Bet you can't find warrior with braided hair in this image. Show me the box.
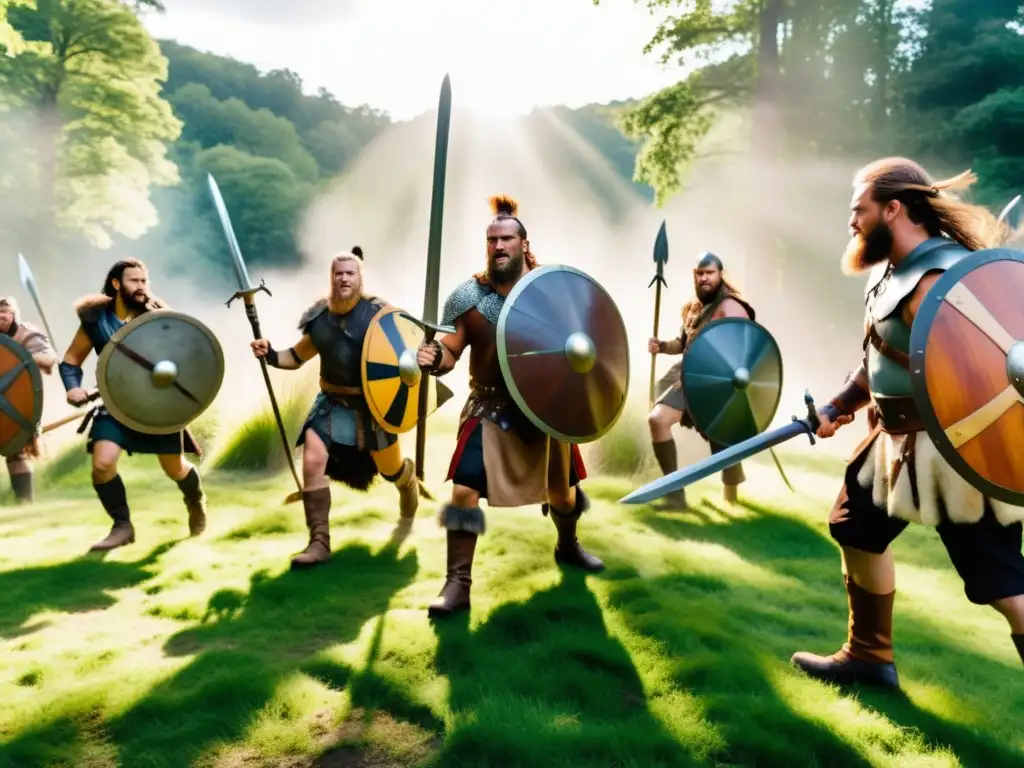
[0,296,56,503]
[791,157,1024,689]
[251,247,421,570]
[415,195,604,619]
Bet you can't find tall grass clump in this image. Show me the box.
[583,400,654,478]
[209,378,316,473]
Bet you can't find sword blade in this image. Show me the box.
[207,174,253,291]
[17,252,58,349]
[998,194,1021,224]
[619,418,813,504]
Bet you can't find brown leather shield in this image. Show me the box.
[496,264,629,443]
[0,333,43,457]
[910,247,1024,505]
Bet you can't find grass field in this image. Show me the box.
[0,410,1022,767]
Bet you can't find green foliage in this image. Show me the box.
[210,381,313,473]
[584,402,654,478]
[0,0,182,251]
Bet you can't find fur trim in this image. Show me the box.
[856,430,1024,526]
[437,503,486,534]
[542,487,591,518]
[298,298,329,331]
[74,294,166,323]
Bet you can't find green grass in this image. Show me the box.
[0,425,1021,767]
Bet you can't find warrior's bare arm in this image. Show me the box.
[252,334,318,370]
[656,337,684,355]
[418,317,467,376]
[712,297,751,320]
[23,332,57,374]
[903,272,942,325]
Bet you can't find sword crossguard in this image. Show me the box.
[225,279,272,308]
[790,390,821,446]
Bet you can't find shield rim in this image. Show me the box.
[682,317,784,447]
[361,304,423,435]
[96,309,225,435]
[496,263,630,444]
[0,334,43,457]
[909,246,1024,506]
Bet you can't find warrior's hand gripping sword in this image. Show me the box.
[619,391,824,504]
[647,221,668,409]
[207,173,304,504]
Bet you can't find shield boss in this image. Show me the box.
[909,247,1024,505]
[682,318,783,446]
[0,334,43,457]
[497,264,629,443]
[96,310,224,435]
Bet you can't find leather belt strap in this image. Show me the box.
[866,325,910,370]
[320,379,362,397]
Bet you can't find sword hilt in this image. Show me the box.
[225,279,272,309]
[790,390,821,446]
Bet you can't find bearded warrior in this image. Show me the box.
[790,158,1024,688]
[415,195,605,619]
[251,247,420,569]
[0,296,56,503]
[58,259,207,551]
[647,251,755,508]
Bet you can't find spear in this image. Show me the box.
[207,174,304,504]
[18,253,58,351]
[412,73,452,495]
[648,221,669,409]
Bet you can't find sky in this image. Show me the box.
[142,0,686,120]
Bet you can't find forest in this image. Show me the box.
[0,0,1021,291]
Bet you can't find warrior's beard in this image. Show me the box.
[329,284,362,313]
[120,286,150,312]
[697,280,723,304]
[488,251,524,285]
[842,221,894,274]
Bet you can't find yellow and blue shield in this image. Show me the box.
[362,306,453,434]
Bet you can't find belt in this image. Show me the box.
[873,395,923,435]
[320,379,362,397]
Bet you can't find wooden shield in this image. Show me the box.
[362,306,452,434]
[910,247,1024,505]
[0,333,43,458]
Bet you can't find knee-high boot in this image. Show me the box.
[90,475,135,551]
[547,488,604,572]
[291,487,331,569]
[175,466,206,536]
[10,471,33,504]
[428,504,484,618]
[791,575,899,689]
[388,458,419,519]
[652,439,687,509]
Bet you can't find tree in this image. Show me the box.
[0,0,181,262]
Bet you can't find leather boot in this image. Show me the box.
[291,487,331,570]
[176,466,206,536]
[791,575,899,689]
[721,459,744,505]
[1013,634,1024,666]
[652,439,687,509]
[429,503,485,617]
[90,475,135,551]
[10,471,33,504]
[428,528,478,618]
[549,488,604,572]
[391,458,419,519]
[723,484,738,504]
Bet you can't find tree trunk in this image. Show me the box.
[871,0,894,135]
[33,87,62,285]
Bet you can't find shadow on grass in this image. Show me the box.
[428,568,701,767]
[0,542,421,768]
[616,500,1024,765]
[0,541,176,640]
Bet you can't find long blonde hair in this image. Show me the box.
[854,157,1013,251]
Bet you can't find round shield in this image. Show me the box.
[682,318,783,446]
[96,310,224,435]
[496,264,629,443]
[0,334,43,457]
[362,306,435,434]
[910,247,1024,506]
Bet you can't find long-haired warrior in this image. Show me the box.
[60,259,207,551]
[791,157,1024,688]
[251,247,420,569]
[647,251,755,508]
